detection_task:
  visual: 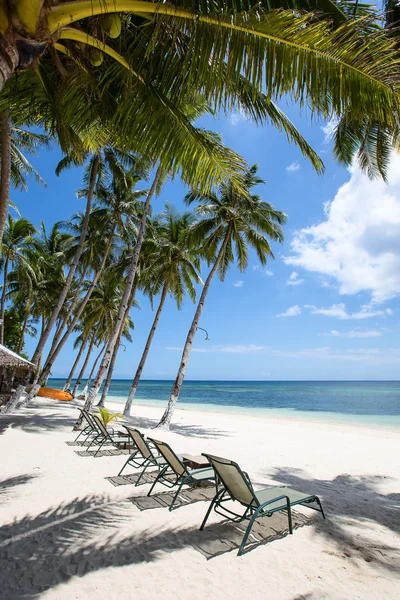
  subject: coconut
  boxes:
[89,48,104,67]
[101,14,122,39]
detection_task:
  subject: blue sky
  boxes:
[12,101,400,380]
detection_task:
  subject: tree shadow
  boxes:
[266,467,400,573]
[125,414,231,440]
[0,492,308,598]
[0,411,73,435]
[0,474,37,503]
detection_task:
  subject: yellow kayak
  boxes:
[37,387,73,401]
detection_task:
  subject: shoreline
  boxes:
[104,396,400,434]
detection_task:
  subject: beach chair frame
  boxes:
[146,438,216,511]
[74,409,98,445]
[200,453,325,556]
[118,427,167,485]
[89,413,130,456]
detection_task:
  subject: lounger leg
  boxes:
[147,465,168,497]
[316,496,326,519]
[87,434,100,451]
[238,510,259,556]
[286,498,293,534]
[135,459,151,486]
[169,478,186,511]
[94,439,107,457]
[200,488,226,531]
[118,454,133,476]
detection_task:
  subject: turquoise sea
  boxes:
[48,379,400,430]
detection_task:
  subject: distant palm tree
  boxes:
[123,204,202,417]
[0,215,36,344]
[157,165,286,429]
[0,116,48,246]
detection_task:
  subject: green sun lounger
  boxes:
[118,426,168,484]
[200,453,325,556]
[89,413,131,457]
[146,438,216,511]
[74,409,98,444]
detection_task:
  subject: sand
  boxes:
[0,397,399,600]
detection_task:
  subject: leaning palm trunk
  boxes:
[82,343,106,396]
[29,154,100,371]
[72,335,95,396]
[157,230,231,430]
[47,265,89,360]
[124,282,169,417]
[0,254,9,344]
[63,336,87,391]
[98,282,138,408]
[84,166,162,411]
[0,111,11,248]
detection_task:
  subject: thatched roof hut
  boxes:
[0,345,33,402]
[0,344,33,369]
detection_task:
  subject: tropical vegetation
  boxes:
[0,0,399,429]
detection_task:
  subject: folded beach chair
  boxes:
[89,413,131,457]
[74,409,98,444]
[146,438,216,511]
[118,427,168,484]
[200,453,325,556]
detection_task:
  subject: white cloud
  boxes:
[252,265,260,271]
[321,116,339,144]
[270,346,400,364]
[253,265,273,276]
[286,161,301,172]
[265,269,273,276]
[305,303,392,320]
[276,305,302,318]
[286,271,304,286]
[325,329,382,338]
[233,280,244,288]
[166,344,264,354]
[229,112,248,126]
[285,153,400,303]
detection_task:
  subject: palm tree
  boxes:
[0,215,36,344]
[38,167,146,387]
[157,165,286,429]
[0,117,48,246]
[123,205,202,416]
[1,2,399,186]
[63,332,88,392]
[332,1,400,180]
[24,147,139,403]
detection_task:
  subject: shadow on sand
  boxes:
[265,467,400,573]
[0,491,310,598]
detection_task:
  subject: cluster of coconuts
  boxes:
[89,13,122,67]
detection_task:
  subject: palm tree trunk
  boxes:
[63,336,87,391]
[84,165,162,410]
[82,343,106,395]
[36,222,116,389]
[29,154,100,369]
[48,264,89,359]
[72,335,95,396]
[0,111,11,248]
[124,282,169,417]
[0,39,19,92]
[0,255,9,344]
[157,228,232,430]
[16,304,31,354]
[98,281,138,408]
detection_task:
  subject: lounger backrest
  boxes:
[148,438,188,476]
[82,410,96,430]
[91,413,110,439]
[203,454,257,506]
[125,427,152,459]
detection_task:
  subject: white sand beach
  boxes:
[0,397,399,600]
